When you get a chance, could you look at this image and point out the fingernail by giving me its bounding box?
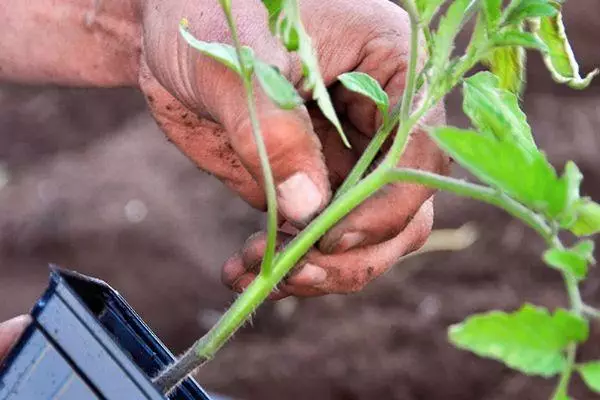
[329,231,366,254]
[277,173,323,225]
[288,263,327,286]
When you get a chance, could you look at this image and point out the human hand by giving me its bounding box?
[139,0,448,297]
[0,315,30,362]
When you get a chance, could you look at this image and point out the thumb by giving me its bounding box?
[218,92,331,225]
[0,315,31,361]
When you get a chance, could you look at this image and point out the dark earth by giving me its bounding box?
[1,3,600,399]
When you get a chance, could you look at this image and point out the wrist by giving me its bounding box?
[0,0,143,87]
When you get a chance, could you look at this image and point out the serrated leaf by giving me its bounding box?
[431,0,475,76]
[543,244,591,280]
[531,12,599,89]
[261,0,350,147]
[431,127,570,217]
[338,72,389,116]
[578,361,600,393]
[179,20,245,75]
[462,72,535,152]
[570,199,600,236]
[254,60,303,109]
[504,0,558,26]
[449,305,588,377]
[415,0,447,24]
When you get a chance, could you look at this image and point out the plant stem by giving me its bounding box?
[334,104,401,198]
[582,304,600,320]
[399,0,420,125]
[551,343,577,400]
[155,168,390,392]
[386,169,553,239]
[225,7,278,274]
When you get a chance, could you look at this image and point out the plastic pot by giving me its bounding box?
[0,266,212,400]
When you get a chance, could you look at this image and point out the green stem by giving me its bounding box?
[386,169,553,239]
[334,104,401,199]
[399,0,420,125]
[225,8,278,274]
[155,168,390,392]
[551,343,577,400]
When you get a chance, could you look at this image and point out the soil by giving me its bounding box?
[1,3,600,399]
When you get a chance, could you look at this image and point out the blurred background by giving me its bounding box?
[1,2,600,399]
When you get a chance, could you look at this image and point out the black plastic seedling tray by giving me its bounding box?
[0,266,212,400]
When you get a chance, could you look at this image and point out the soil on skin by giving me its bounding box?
[1,3,600,399]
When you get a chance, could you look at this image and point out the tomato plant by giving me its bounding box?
[155,0,600,398]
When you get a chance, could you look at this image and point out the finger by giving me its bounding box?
[0,315,31,361]
[288,199,434,296]
[319,104,447,254]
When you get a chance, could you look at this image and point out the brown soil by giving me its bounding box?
[1,4,600,399]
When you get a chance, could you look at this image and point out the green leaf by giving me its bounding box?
[261,0,350,147]
[578,361,600,393]
[431,0,474,76]
[491,30,548,51]
[449,305,588,377]
[179,19,245,75]
[415,0,447,24]
[338,72,389,116]
[462,72,535,152]
[482,0,502,29]
[569,199,600,236]
[254,60,303,109]
[431,127,570,216]
[543,240,594,280]
[504,0,558,26]
[531,12,599,89]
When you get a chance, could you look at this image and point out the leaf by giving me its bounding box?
[504,0,558,26]
[254,60,303,109]
[449,305,588,377]
[482,0,503,29]
[179,19,245,75]
[491,30,548,51]
[531,12,599,89]
[569,199,600,236]
[415,0,447,24]
[431,127,570,216]
[485,46,526,96]
[543,241,594,280]
[261,0,350,147]
[431,0,475,76]
[578,361,600,393]
[338,72,389,115]
[462,72,535,152]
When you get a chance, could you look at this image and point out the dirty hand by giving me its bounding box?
[0,315,30,362]
[140,0,448,298]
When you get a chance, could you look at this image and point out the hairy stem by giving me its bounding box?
[399,0,420,124]
[156,168,391,392]
[225,6,278,273]
[386,169,553,239]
